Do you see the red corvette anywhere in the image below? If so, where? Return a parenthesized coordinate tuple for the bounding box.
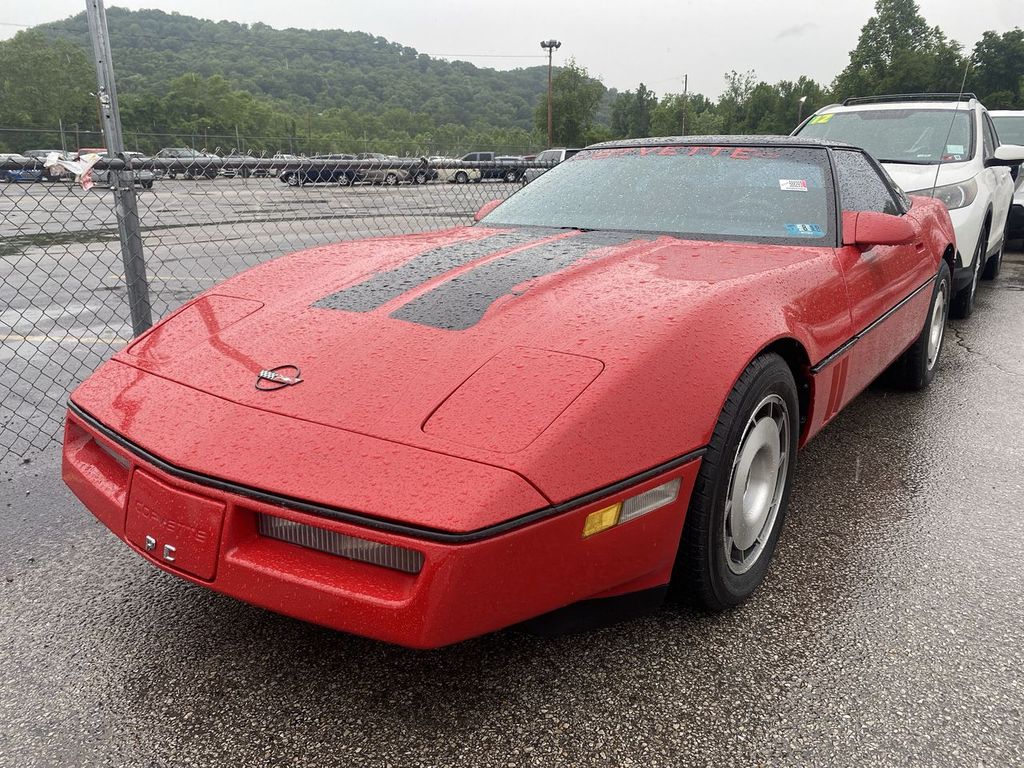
(63, 137, 956, 648)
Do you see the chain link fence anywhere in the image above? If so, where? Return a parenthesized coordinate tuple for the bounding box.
(1, 150, 554, 465)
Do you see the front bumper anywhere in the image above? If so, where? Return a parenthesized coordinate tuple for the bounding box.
(63, 406, 700, 648)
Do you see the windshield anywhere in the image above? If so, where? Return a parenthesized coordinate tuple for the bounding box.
(481, 145, 835, 245)
(798, 109, 974, 164)
(993, 116, 1024, 145)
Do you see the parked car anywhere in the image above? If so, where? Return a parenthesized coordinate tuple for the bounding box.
(795, 93, 1024, 317)
(64, 136, 957, 648)
(23, 149, 74, 181)
(279, 154, 357, 186)
(154, 148, 221, 180)
(433, 157, 481, 184)
(458, 151, 526, 182)
(523, 147, 583, 183)
(991, 110, 1024, 241)
(221, 153, 276, 179)
(91, 153, 156, 189)
(352, 153, 410, 185)
(0, 153, 43, 183)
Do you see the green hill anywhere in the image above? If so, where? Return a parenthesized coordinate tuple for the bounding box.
(4, 7, 579, 154)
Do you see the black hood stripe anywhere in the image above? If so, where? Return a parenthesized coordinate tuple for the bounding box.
(390, 232, 642, 331)
(314, 229, 552, 313)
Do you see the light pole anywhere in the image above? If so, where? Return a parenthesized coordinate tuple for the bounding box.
(540, 39, 561, 147)
(797, 95, 808, 125)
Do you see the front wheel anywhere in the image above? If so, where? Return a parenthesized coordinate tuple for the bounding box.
(888, 260, 951, 390)
(384, 172, 399, 186)
(673, 353, 798, 609)
(454, 171, 469, 184)
(951, 225, 986, 319)
(982, 217, 1007, 280)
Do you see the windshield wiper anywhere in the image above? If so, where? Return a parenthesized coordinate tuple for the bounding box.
(876, 158, 937, 166)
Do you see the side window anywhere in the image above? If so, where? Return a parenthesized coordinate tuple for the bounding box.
(984, 113, 1000, 149)
(981, 115, 997, 158)
(832, 150, 902, 215)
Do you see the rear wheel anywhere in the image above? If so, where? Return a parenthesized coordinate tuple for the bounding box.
(951, 224, 986, 319)
(503, 169, 518, 182)
(888, 260, 950, 390)
(454, 171, 469, 184)
(673, 353, 798, 610)
(384, 172, 399, 186)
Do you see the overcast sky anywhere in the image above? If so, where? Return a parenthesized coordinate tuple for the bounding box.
(2, 0, 1020, 98)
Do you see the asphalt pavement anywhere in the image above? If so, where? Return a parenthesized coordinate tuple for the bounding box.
(2, 245, 1023, 767)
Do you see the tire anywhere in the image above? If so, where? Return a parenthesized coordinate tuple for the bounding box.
(503, 169, 518, 183)
(950, 224, 986, 319)
(338, 174, 352, 186)
(888, 260, 951, 390)
(384, 172, 399, 186)
(142, 180, 154, 189)
(286, 174, 301, 187)
(413, 171, 427, 185)
(673, 353, 799, 610)
(455, 171, 469, 184)
(982, 218, 1007, 280)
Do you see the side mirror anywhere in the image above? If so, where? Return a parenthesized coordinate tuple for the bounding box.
(474, 198, 502, 222)
(842, 211, 916, 248)
(985, 143, 1024, 168)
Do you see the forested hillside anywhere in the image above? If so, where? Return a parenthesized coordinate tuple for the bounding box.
(36, 8, 550, 130)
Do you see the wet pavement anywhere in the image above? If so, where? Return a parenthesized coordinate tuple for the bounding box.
(2, 246, 1023, 767)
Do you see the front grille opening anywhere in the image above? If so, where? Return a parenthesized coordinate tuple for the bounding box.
(256, 513, 424, 574)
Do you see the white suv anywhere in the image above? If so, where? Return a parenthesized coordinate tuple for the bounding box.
(794, 94, 1024, 317)
(991, 110, 1024, 243)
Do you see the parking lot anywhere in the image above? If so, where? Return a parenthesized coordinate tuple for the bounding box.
(1, 170, 1022, 764)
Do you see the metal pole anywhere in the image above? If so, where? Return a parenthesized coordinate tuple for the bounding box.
(681, 74, 688, 136)
(86, 0, 152, 335)
(59, 118, 67, 153)
(546, 47, 553, 147)
(540, 39, 561, 147)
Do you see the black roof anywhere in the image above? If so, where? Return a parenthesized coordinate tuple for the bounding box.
(587, 134, 855, 150)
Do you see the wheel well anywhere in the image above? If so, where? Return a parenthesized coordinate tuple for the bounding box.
(942, 244, 955, 277)
(762, 338, 811, 436)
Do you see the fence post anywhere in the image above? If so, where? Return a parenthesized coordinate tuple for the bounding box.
(85, 0, 153, 336)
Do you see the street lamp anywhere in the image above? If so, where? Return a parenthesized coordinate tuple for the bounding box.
(797, 95, 808, 125)
(540, 39, 562, 147)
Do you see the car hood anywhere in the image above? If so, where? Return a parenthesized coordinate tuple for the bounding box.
(108, 225, 842, 502)
(881, 160, 974, 193)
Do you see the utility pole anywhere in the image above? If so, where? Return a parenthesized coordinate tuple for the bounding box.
(540, 39, 561, 147)
(681, 74, 688, 136)
(86, 0, 152, 335)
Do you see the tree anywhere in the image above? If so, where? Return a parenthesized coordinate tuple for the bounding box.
(833, 0, 965, 98)
(971, 29, 1024, 107)
(0, 30, 96, 149)
(533, 58, 606, 147)
(610, 83, 657, 138)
